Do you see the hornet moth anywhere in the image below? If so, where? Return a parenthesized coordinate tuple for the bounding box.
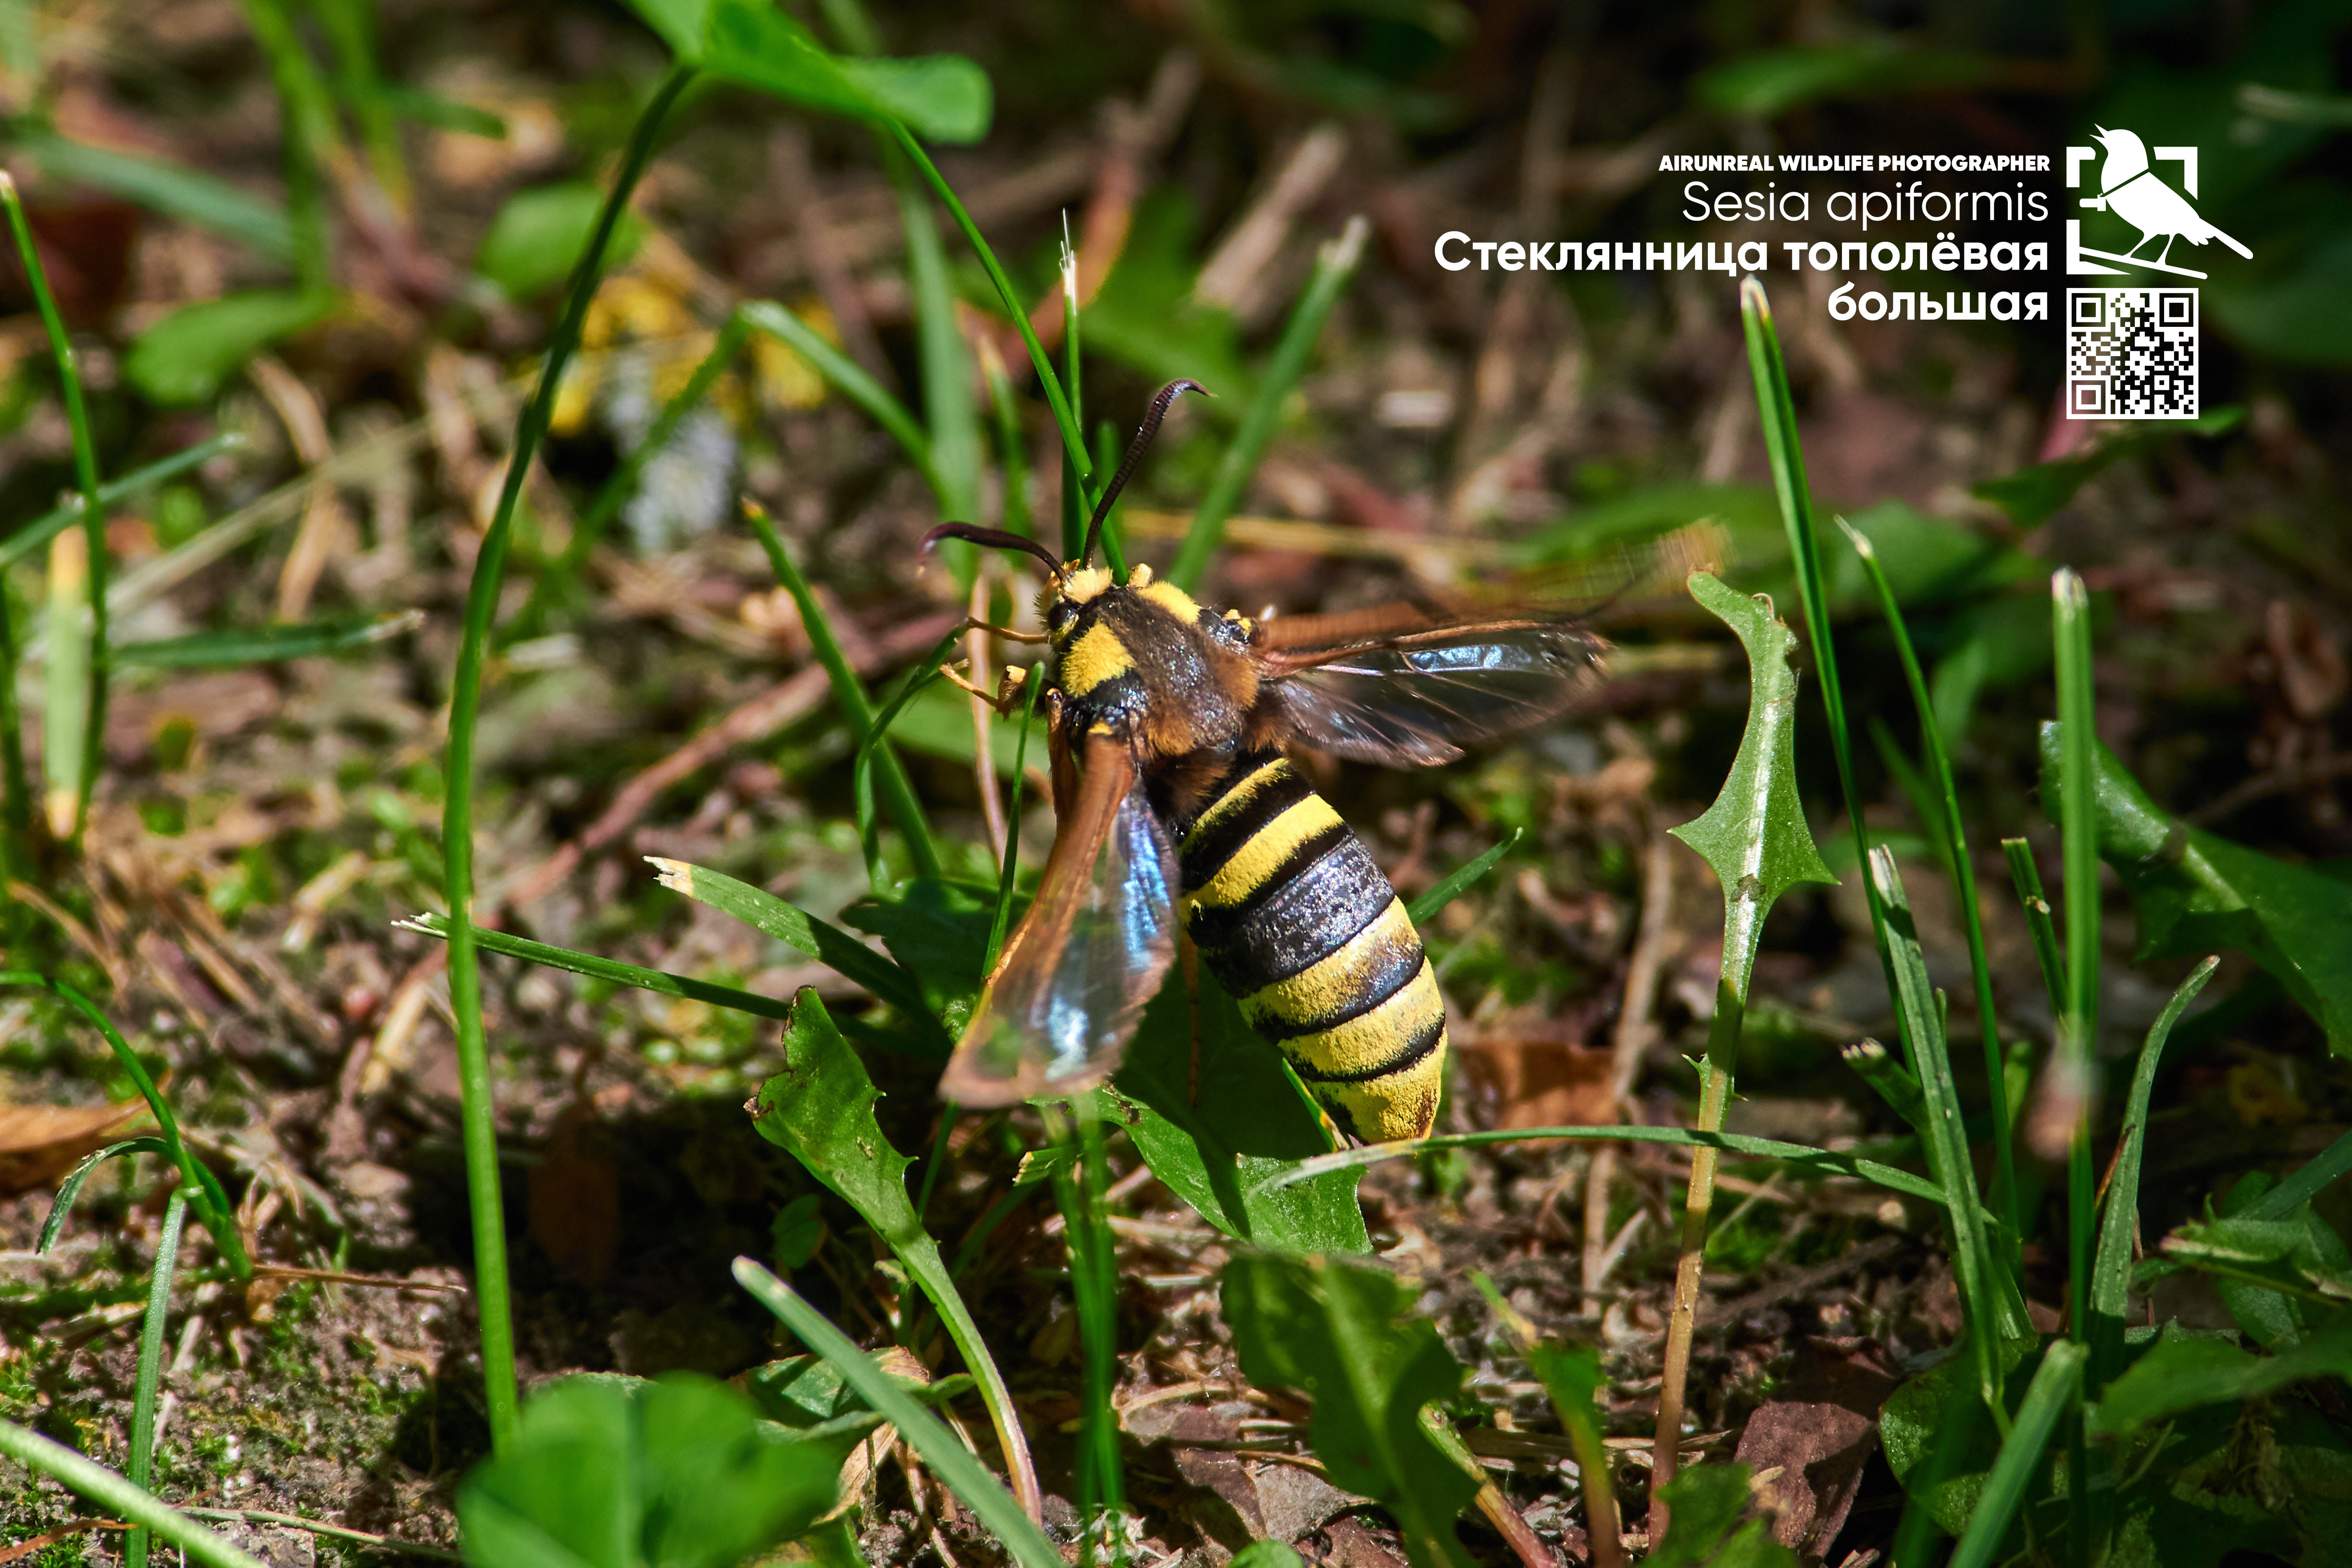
(929, 380, 1605, 1143)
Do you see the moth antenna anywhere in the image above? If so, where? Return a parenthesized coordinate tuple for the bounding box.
(1080, 379, 1208, 568)
(921, 523, 1066, 582)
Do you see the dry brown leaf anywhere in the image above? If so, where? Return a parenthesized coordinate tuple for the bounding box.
(0, 1095, 153, 1195)
(1454, 1033, 1616, 1131)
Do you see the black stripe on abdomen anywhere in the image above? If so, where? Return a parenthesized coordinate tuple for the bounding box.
(1187, 833, 1394, 991)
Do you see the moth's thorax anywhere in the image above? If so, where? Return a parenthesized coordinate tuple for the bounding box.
(1043, 563, 1257, 756)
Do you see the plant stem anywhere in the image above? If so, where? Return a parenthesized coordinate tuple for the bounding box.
(439, 61, 695, 1456)
(1653, 975, 1745, 1498)
(0, 172, 107, 846)
(2002, 837, 2068, 1018)
(1167, 216, 1368, 592)
(743, 503, 942, 883)
(2052, 567, 2099, 1568)
(124, 1184, 189, 1568)
(0, 1420, 270, 1568)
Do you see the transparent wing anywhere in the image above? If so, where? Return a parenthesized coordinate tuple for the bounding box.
(1260, 618, 1604, 767)
(939, 734, 1178, 1106)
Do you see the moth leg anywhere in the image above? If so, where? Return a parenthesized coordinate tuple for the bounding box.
(938, 661, 1033, 715)
(961, 616, 1049, 645)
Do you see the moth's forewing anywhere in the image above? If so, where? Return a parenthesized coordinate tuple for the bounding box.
(940, 734, 1178, 1105)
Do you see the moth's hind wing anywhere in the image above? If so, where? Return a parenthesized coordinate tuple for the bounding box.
(939, 732, 1178, 1106)
(1257, 614, 1605, 768)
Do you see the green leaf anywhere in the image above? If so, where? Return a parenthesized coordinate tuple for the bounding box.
(2160, 1207, 2352, 1344)
(1971, 409, 2242, 531)
(400, 913, 796, 1024)
(114, 610, 422, 668)
(454, 1372, 841, 1568)
(1229, 1544, 1307, 1568)
(734, 1261, 1061, 1568)
(686, 2, 991, 144)
(9, 127, 294, 260)
(1668, 572, 1836, 911)
(1221, 1251, 1478, 1568)
(2089, 957, 2219, 1391)
(1645, 1464, 1798, 1568)
(37, 1137, 167, 1254)
(1947, 1341, 2084, 1568)
(125, 290, 332, 406)
(647, 859, 946, 1052)
(477, 182, 646, 301)
(837, 879, 993, 1033)
(378, 85, 510, 139)
(2038, 726, 2352, 1052)
(748, 990, 1036, 1522)
(1109, 975, 1369, 1255)
(1406, 828, 1520, 926)
(1881, 1334, 2042, 1535)
(2091, 1316, 2352, 1436)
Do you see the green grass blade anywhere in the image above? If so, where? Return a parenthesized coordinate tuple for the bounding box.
(740, 299, 947, 507)
(115, 610, 422, 668)
(884, 123, 1095, 514)
(1739, 280, 1883, 944)
(1, 170, 107, 846)
(747, 991, 1044, 1525)
(1473, 1274, 1622, 1568)
(1045, 1104, 1127, 1557)
(234, 0, 337, 291)
(1166, 216, 1368, 592)
(40, 524, 87, 843)
(2089, 956, 2217, 1391)
(2002, 837, 2068, 1016)
(734, 1259, 1062, 1566)
(1841, 518, 2018, 1253)
(123, 1184, 189, 1568)
(38, 1137, 170, 1253)
(0, 578, 27, 877)
(437, 61, 697, 1456)
(0, 972, 245, 1275)
(643, 859, 948, 1053)
(1872, 848, 2021, 1425)
(1406, 828, 1522, 927)
(1256, 1122, 1977, 1211)
(397, 912, 796, 1021)
(983, 671, 1038, 971)
(1948, 1341, 2085, 1568)
(889, 144, 981, 529)
(8, 128, 295, 259)
(743, 499, 941, 882)
(2052, 568, 2099, 1346)
(2250, 1125, 2352, 1220)
(1842, 1038, 1926, 1131)
(1060, 236, 1084, 562)
(981, 340, 1032, 538)
(0, 1419, 271, 1568)
(851, 629, 966, 894)
(0, 433, 246, 571)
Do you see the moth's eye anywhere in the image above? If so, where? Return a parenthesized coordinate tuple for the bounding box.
(1048, 602, 1077, 635)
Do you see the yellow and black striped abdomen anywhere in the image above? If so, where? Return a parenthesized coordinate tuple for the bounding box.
(1176, 752, 1446, 1143)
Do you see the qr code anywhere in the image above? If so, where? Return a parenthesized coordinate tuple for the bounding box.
(2066, 288, 2197, 419)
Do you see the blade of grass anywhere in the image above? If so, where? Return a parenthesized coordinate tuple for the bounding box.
(115, 610, 422, 668)
(1948, 1342, 2085, 1568)
(234, 0, 336, 292)
(123, 1184, 189, 1568)
(0, 564, 26, 884)
(1, 171, 107, 846)
(1256, 1123, 1973, 1211)
(2002, 837, 2068, 1015)
(41, 526, 86, 842)
(1406, 828, 1522, 926)
(2089, 956, 2217, 1393)
(0, 434, 245, 571)
(510, 313, 753, 640)
(1043, 1101, 1127, 1562)
(439, 62, 697, 1456)
(398, 913, 794, 1020)
(983, 669, 1039, 971)
(2050, 565, 2098, 1568)
(38, 1138, 170, 1253)
(885, 125, 1096, 515)
(1842, 518, 2018, 1256)
(743, 499, 941, 883)
(740, 300, 947, 504)
(0, 1420, 271, 1568)
(1872, 847, 2018, 1431)
(638, 860, 947, 1050)
(1842, 1037, 1926, 1130)
(889, 138, 981, 536)
(7, 128, 295, 261)
(734, 1259, 1063, 1567)
(1060, 232, 1085, 563)
(313, 0, 405, 208)
(2249, 1125, 2352, 1220)
(1165, 215, 1368, 593)
(0, 972, 245, 1275)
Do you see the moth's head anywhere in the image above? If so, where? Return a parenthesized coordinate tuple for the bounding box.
(1041, 566, 1113, 645)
